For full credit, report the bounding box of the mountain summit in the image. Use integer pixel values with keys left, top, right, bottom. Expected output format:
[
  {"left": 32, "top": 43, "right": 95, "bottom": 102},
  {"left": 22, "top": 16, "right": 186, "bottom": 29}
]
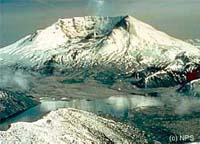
[{"left": 0, "top": 15, "right": 200, "bottom": 88}]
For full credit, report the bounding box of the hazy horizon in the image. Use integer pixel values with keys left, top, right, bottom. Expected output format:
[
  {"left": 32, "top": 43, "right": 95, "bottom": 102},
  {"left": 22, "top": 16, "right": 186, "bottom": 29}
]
[{"left": 0, "top": 0, "right": 200, "bottom": 47}]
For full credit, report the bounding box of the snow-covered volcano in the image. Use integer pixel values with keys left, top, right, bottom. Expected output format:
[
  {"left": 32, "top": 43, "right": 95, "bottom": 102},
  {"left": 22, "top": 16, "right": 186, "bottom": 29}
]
[{"left": 0, "top": 16, "right": 200, "bottom": 88}]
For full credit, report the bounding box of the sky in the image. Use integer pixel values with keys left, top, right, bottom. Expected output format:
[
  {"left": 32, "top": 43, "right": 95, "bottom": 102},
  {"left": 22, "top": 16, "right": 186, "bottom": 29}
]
[{"left": 0, "top": 0, "right": 200, "bottom": 47}]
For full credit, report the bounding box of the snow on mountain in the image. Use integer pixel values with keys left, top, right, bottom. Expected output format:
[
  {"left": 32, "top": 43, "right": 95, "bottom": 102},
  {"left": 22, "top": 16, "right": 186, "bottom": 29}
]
[
  {"left": 186, "top": 39, "right": 200, "bottom": 48},
  {"left": 0, "top": 16, "right": 122, "bottom": 67},
  {"left": 0, "top": 15, "right": 200, "bottom": 88},
  {"left": 0, "top": 108, "right": 148, "bottom": 144}
]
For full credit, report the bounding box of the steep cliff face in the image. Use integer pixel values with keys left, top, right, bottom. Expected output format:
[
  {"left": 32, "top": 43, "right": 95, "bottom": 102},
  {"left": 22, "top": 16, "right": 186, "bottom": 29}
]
[
  {"left": 0, "top": 16, "right": 199, "bottom": 88},
  {"left": 0, "top": 90, "right": 39, "bottom": 122},
  {"left": 0, "top": 108, "right": 148, "bottom": 144}
]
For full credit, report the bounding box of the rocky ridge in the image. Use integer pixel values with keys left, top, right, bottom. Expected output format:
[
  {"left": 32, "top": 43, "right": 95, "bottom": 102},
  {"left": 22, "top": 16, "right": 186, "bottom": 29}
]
[
  {"left": 0, "top": 108, "right": 148, "bottom": 144},
  {"left": 0, "top": 89, "right": 39, "bottom": 122}
]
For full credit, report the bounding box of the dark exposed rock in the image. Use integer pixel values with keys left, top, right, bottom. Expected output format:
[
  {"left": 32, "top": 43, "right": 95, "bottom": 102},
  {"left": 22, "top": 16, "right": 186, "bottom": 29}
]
[{"left": 0, "top": 89, "right": 39, "bottom": 122}]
